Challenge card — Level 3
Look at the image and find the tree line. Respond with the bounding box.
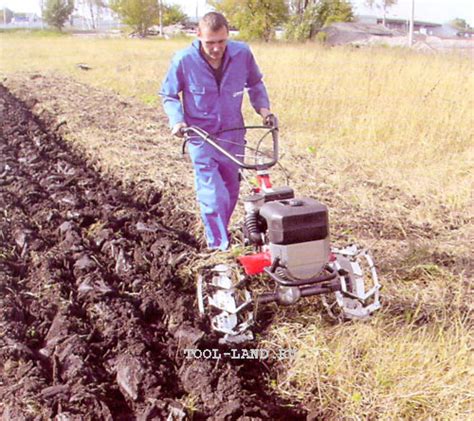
[40,0,403,40]
[40,0,186,34]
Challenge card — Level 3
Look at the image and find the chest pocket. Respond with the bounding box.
[190,84,205,95]
[186,84,215,115]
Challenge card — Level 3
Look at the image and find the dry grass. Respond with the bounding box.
[253,43,473,219]
[1,34,471,206]
[262,316,473,419]
[2,34,471,218]
[0,33,183,104]
[1,32,473,419]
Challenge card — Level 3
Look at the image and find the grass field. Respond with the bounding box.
[1,32,473,419]
[2,33,472,208]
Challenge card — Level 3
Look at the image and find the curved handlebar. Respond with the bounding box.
[181,125,279,170]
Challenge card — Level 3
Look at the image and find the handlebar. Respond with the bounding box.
[181,125,279,170]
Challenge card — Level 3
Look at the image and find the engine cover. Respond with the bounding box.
[259,197,329,245]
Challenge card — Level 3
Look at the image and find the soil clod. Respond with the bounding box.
[0,84,306,419]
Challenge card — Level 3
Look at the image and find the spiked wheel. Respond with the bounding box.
[328,246,382,320]
[196,264,255,344]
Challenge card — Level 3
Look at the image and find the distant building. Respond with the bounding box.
[382,18,441,35]
[431,25,473,38]
[430,24,460,38]
[356,15,378,25]
[322,22,396,46]
[11,13,40,24]
[356,15,472,39]
[356,15,441,34]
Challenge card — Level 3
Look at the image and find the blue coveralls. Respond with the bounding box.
[160,39,270,250]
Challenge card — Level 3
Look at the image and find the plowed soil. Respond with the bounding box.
[0,85,307,419]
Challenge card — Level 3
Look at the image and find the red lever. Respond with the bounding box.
[238,251,272,275]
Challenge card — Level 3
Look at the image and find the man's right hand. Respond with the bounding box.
[172,122,188,138]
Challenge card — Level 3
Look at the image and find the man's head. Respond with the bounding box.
[198,12,229,63]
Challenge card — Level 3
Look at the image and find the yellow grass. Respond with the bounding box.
[1,32,473,419]
[1,34,471,210]
[262,316,473,419]
[0,33,183,103]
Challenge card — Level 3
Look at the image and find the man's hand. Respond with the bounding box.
[172,122,188,138]
[259,108,278,128]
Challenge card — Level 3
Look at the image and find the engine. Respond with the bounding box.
[243,188,331,281]
[186,124,381,344]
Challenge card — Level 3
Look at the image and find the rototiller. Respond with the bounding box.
[182,123,381,344]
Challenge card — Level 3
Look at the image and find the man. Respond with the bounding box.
[160,12,274,250]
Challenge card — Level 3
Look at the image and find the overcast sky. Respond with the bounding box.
[3,0,474,26]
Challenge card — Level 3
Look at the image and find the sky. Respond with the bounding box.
[2,0,474,26]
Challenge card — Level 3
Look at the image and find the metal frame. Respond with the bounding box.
[181,125,279,170]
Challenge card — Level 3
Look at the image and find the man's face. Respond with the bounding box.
[198,26,228,62]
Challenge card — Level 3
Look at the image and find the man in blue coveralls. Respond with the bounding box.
[160,12,275,251]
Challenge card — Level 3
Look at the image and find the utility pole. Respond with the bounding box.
[40,0,44,29]
[158,0,163,36]
[408,0,415,46]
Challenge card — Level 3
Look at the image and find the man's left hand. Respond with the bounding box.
[259,108,277,128]
[263,113,278,128]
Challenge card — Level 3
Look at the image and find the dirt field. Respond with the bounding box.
[0,83,308,419]
[1,69,472,419]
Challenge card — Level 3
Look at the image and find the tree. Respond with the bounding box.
[210,0,289,42]
[450,18,472,30]
[162,3,186,26]
[285,4,318,41]
[285,0,353,41]
[317,0,352,26]
[43,0,75,31]
[0,8,14,24]
[157,0,187,35]
[286,0,318,15]
[365,0,397,27]
[110,0,186,37]
[78,0,107,29]
[110,0,158,36]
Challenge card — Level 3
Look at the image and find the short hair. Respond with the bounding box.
[199,12,229,32]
